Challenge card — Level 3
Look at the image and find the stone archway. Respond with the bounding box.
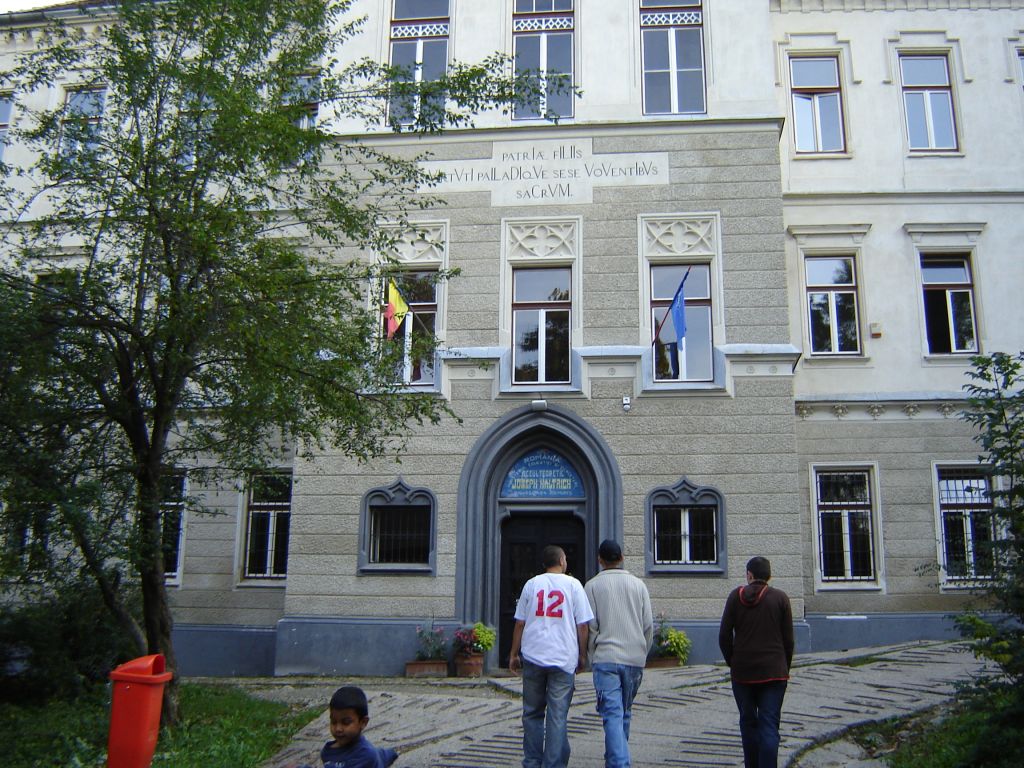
[455,404,622,643]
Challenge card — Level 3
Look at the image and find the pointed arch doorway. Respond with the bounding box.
[456,404,622,668]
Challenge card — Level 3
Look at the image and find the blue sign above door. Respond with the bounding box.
[500,448,584,498]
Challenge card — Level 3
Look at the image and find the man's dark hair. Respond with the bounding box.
[330,685,369,717]
[598,539,623,562]
[746,556,771,581]
[542,545,565,569]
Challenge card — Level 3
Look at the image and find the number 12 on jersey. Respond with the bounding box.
[535,589,565,618]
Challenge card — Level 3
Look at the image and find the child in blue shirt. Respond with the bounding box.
[300,685,398,768]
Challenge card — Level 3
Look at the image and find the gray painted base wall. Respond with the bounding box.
[175,612,964,677]
[172,625,278,677]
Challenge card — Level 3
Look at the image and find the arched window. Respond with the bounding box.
[645,476,725,574]
[359,478,436,574]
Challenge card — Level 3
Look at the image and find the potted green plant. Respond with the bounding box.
[649,613,691,668]
[453,621,496,677]
[405,623,449,678]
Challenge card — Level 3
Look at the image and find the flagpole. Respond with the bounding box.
[651,266,692,345]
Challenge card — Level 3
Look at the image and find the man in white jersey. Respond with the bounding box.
[509,544,594,768]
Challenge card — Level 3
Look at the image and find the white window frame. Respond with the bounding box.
[241,471,292,581]
[374,221,448,388]
[918,252,978,356]
[388,1,450,126]
[810,463,884,591]
[60,86,105,157]
[0,93,12,164]
[161,471,187,585]
[804,253,861,356]
[789,55,846,154]
[501,217,581,389]
[512,1,575,120]
[639,1,706,115]
[933,463,998,589]
[899,53,958,151]
[639,213,723,387]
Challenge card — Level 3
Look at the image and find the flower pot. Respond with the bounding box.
[646,656,680,669]
[454,652,484,677]
[405,659,448,678]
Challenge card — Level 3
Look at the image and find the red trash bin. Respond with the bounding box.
[107,654,174,768]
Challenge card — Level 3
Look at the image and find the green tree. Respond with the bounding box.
[957,351,1024,762]
[0,0,552,722]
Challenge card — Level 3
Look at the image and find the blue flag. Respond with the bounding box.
[668,267,691,350]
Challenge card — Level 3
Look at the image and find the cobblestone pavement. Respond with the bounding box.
[242,641,992,768]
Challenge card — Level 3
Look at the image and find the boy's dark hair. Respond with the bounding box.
[542,545,564,569]
[598,539,623,563]
[746,556,772,581]
[330,685,369,718]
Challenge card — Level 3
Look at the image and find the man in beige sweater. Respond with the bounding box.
[584,539,654,768]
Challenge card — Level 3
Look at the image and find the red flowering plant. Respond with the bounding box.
[452,622,496,656]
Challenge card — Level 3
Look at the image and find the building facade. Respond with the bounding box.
[3,1,1023,676]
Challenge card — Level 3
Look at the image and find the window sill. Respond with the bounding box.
[358,563,434,576]
[907,150,964,158]
[815,581,883,592]
[236,578,287,588]
[802,354,871,367]
[922,354,975,366]
[940,579,992,592]
[792,151,851,161]
[648,563,726,576]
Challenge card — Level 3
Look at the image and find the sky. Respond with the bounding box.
[0,1,59,13]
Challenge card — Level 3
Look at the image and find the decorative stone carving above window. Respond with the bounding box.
[507,219,578,260]
[643,216,716,259]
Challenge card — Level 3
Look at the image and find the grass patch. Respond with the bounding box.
[846,687,1023,768]
[0,682,321,768]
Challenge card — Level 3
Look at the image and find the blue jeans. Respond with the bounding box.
[592,662,644,768]
[521,659,575,768]
[731,680,788,768]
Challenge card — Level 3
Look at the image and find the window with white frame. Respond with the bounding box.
[921,254,977,355]
[288,74,319,131]
[936,466,996,581]
[513,267,571,384]
[359,478,436,573]
[382,269,437,386]
[899,54,957,150]
[242,471,292,579]
[0,94,12,164]
[641,215,719,384]
[790,57,845,153]
[60,87,105,157]
[813,468,877,583]
[640,0,705,115]
[513,0,574,119]
[504,219,578,387]
[646,476,725,574]
[389,0,449,126]
[651,263,713,381]
[160,471,186,581]
[805,255,860,355]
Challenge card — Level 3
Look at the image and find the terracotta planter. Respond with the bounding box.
[646,656,680,669]
[405,659,448,678]
[454,652,484,677]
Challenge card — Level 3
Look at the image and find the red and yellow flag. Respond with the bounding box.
[383,278,409,339]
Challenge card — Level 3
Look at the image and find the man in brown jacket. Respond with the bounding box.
[718,556,794,768]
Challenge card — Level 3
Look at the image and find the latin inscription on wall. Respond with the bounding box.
[420,138,669,206]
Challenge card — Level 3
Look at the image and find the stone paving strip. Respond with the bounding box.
[257,641,994,768]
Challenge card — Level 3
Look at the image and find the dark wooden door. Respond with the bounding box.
[498,512,585,667]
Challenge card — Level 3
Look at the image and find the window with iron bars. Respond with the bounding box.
[937,467,995,581]
[243,472,292,579]
[814,469,876,582]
